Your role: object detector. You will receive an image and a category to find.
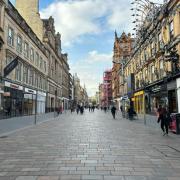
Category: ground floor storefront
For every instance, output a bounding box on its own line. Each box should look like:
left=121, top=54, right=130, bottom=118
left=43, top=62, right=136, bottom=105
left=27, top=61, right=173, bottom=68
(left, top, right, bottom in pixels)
left=177, top=77, right=180, bottom=113
left=0, top=81, right=47, bottom=119
left=131, top=79, right=179, bottom=128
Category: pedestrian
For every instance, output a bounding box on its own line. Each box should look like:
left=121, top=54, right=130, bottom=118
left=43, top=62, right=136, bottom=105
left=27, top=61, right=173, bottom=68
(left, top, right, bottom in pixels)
left=80, top=106, right=84, bottom=115
left=58, top=105, right=62, bottom=115
left=76, top=105, right=80, bottom=114
left=70, top=106, right=73, bottom=113
left=111, top=105, right=116, bottom=119
left=157, top=105, right=170, bottom=136
left=128, top=106, right=134, bottom=120
left=120, top=105, right=123, bottom=113
left=104, top=106, right=107, bottom=113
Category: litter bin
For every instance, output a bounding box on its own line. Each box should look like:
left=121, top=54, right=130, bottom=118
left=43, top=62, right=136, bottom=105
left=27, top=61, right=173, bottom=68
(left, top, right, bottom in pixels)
left=170, top=113, right=180, bottom=134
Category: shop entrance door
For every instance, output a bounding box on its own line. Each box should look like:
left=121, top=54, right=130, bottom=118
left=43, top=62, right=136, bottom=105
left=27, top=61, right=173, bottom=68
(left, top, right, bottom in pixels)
left=168, top=90, right=177, bottom=113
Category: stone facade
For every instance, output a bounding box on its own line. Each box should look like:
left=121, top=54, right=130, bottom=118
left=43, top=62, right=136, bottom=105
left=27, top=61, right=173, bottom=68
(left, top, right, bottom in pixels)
left=16, top=0, right=43, bottom=41
left=73, top=73, right=88, bottom=106
left=122, top=0, right=180, bottom=125
left=16, top=0, right=70, bottom=112
left=0, top=0, right=48, bottom=118
left=112, top=32, right=134, bottom=109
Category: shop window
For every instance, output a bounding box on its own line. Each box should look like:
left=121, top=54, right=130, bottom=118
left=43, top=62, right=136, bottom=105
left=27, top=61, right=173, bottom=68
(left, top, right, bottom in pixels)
left=7, top=27, right=14, bottom=46
left=169, top=20, right=174, bottom=39
left=30, top=48, right=34, bottom=62
left=24, top=42, right=29, bottom=58
left=168, top=90, right=177, bottom=113
left=17, top=35, right=22, bottom=53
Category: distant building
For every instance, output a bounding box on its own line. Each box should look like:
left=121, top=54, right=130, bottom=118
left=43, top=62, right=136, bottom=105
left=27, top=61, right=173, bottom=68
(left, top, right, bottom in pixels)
left=112, top=32, right=134, bottom=109
left=73, top=73, right=88, bottom=106
left=103, top=70, right=112, bottom=107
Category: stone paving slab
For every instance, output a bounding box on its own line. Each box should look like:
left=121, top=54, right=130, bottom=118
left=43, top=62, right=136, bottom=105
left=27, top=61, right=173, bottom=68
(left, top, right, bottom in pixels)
left=0, top=110, right=180, bottom=180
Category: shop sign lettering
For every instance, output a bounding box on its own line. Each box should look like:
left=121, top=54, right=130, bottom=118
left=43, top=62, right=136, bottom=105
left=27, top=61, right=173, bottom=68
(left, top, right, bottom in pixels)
left=10, top=84, right=19, bottom=89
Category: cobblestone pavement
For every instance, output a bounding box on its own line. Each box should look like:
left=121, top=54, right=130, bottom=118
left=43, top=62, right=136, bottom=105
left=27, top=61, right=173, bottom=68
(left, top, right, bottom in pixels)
left=0, top=110, right=180, bottom=180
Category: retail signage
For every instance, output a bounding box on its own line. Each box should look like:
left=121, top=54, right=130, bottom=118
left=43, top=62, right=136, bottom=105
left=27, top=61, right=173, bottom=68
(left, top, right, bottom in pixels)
left=151, top=84, right=167, bottom=93
left=5, top=81, right=23, bottom=90
left=127, top=73, right=135, bottom=94
left=25, top=88, right=36, bottom=94
left=151, top=86, right=161, bottom=92
left=4, top=57, right=19, bottom=77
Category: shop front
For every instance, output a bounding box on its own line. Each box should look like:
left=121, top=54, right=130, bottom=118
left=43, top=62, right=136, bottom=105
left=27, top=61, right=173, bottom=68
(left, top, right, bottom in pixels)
left=177, top=78, right=180, bottom=113
left=147, top=84, right=167, bottom=115
left=37, top=91, right=46, bottom=114
left=23, top=88, right=36, bottom=115
left=3, top=81, right=23, bottom=118
left=134, top=90, right=144, bottom=114
left=167, top=80, right=177, bottom=113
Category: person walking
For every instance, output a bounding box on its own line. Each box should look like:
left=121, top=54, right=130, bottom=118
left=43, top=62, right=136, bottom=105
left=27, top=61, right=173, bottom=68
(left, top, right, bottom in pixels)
left=157, top=105, right=170, bottom=136
left=58, top=105, right=63, bottom=115
left=111, top=105, right=116, bottom=119
left=76, top=104, right=80, bottom=114
left=104, top=106, right=107, bottom=113
left=80, top=105, right=84, bottom=115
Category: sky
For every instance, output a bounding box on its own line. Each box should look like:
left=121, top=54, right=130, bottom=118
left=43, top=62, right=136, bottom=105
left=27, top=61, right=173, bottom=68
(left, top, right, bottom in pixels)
left=10, top=0, right=164, bottom=96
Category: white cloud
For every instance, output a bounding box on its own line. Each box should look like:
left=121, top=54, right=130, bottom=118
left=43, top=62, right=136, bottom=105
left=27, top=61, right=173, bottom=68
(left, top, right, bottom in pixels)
left=40, top=0, right=165, bottom=46
left=40, top=0, right=135, bottom=46
left=71, top=51, right=112, bottom=96
left=86, top=50, right=112, bottom=64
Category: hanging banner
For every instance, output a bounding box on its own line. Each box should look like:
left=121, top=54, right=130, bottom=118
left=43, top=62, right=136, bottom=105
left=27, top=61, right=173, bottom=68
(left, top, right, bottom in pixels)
left=4, top=56, right=19, bottom=77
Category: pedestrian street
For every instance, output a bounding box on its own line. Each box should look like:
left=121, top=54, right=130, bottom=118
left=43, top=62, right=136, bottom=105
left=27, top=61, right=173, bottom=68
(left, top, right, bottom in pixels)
left=0, top=110, right=180, bottom=180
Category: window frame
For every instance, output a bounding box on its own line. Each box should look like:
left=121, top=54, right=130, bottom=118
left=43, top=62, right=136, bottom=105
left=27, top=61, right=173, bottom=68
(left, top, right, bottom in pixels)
left=7, top=26, right=14, bottom=46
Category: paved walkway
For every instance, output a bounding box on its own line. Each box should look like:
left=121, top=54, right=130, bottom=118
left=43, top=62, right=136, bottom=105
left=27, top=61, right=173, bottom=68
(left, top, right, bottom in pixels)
left=0, top=110, right=180, bottom=180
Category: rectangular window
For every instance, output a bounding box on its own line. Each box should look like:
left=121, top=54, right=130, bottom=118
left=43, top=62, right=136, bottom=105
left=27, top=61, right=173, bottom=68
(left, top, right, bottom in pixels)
left=7, top=27, right=14, bottom=46
left=35, top=52, right=39, bottom=67
left=29, top=69, right=33, bottom=85
left=169, top=21, right=174, bottom=39
left=24, top=42, right=29, bottom=58
left=23, top=65, right=28, bottom=84
left=17, top=35, right=22, bottom=53
left=40, top=57, right=43, bottom=69
left=44, top=61, right=47, bottom=73
left=15, top=62, right=22, bottom=81
left=158, top=33, right=163, bottom=49
left=151, top=65, right=155, bottom=82
left=34, top=72, right=38, bottom=87
left=6, top=55, right=13, bottom=65
left=30, top=48, right=34, bottom=62
left=160, top=60, right=164, bottom=78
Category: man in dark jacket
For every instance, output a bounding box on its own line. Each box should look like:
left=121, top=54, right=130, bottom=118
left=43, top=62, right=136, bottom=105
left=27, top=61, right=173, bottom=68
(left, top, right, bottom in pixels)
left=111, top=105, right=116, bottom=119
left=157, top=105, right=170, bottom=135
